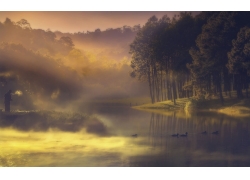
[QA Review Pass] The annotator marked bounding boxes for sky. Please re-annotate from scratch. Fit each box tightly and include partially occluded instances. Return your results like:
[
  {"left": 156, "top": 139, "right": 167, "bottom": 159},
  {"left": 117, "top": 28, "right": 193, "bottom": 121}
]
[
  {"left": 0, "top": 11, "right": 194, "bottom": 33},
  {"left": 0, "top": 0, "right": 243, "bottom": 33}
]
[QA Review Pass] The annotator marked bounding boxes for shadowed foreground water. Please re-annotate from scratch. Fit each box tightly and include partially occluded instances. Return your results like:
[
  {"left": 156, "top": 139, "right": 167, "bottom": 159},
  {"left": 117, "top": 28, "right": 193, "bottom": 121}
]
[{"left": 0, "top": 107, "right": 250, "bottom": 167}]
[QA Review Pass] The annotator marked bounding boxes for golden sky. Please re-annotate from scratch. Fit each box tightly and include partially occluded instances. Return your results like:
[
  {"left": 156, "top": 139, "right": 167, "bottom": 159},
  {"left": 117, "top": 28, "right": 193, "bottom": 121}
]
[{"left": 0, "top": 11, "right": 189, "bottom": 33}]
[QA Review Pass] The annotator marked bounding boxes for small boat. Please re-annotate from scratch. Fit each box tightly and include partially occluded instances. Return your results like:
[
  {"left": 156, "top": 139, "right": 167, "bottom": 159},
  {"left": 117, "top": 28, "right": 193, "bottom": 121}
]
[
  {"left": 180, "top": 132, "right": 188, "bottom": 137},
  {"left": 171, "top": 133, "right": 179, "bottom": 137},
  {"left": 132, "top": 134, "right": 138, "bottom": 137}
]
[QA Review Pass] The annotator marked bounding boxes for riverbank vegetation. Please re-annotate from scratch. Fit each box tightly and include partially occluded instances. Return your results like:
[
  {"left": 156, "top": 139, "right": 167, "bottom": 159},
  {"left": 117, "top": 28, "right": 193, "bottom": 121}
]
[
  {"left": 130, "top": 12, "right": 250, "bottom": 108},
  {"left": 133, "top": 90, "right": 250, "bottom": 117}
]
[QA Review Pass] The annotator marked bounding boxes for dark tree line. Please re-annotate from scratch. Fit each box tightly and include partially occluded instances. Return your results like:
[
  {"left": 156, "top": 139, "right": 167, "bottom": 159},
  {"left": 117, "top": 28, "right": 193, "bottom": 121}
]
[
  {"left": 130, "top": 12, "right": 250, "bottom": 104},
  {"left": 0, "top": 18, "right": 74, "bottom": 56}
]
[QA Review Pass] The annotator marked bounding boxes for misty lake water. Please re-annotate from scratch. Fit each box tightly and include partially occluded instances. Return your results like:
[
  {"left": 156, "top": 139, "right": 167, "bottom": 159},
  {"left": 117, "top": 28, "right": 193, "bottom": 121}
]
[{"left": 0, "top": 106, "right": 250, "bottom": 167}]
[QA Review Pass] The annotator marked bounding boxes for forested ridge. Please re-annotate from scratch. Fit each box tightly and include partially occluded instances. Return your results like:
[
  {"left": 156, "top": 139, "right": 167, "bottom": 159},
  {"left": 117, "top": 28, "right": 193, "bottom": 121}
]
[
  {"left": 0, "top": 17, "right": 145, "bottom": 109},
  {"left": 130, "top": 12, "right": 250, "bottom": 105}
]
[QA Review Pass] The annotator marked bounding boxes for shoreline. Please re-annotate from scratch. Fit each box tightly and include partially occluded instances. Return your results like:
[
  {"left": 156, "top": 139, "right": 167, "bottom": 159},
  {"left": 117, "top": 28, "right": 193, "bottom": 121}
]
[{"left": 132, "top": 97, "right": 250, "bottom": 118}]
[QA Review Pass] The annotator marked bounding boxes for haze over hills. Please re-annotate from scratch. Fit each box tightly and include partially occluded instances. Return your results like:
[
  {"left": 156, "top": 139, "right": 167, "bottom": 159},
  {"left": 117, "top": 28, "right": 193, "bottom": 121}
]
[{"left": 0, "top": 17, "right": 149, "bottom": 111}]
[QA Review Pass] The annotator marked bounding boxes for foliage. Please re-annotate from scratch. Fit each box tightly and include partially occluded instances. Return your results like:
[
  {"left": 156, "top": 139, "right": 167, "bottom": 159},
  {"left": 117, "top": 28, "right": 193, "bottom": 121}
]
[
  {"left": 130, "top": 11, "right": 250, "bottom": 104},
  {"left": 130, "top": 12, "right": 210, "bottom": 104},
  {"left": 227, "top": 26, "right": 250, "bottom": 75},
  {"left": 187, "top": 12, "right": 250, "bottom": 102}
]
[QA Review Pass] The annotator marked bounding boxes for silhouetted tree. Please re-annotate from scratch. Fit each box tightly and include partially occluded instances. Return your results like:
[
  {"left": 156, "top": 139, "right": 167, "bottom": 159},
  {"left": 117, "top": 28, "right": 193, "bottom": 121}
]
[
  {"left": 60, "top": 36, "right": 74, "bottom": 47},
  {"left": 16, "top": 19, "right": 31, "bottom": 29},
  {"left": 188, "top": 12, "right": 250, "bottom": 104},
  {"left": 227, "top": 26, "right": 250, "bottom": 98},
  {"left": 130, "top": 12, "right": 211, "bottom": 104},
  {"left": 130, "top": 15, "right": 159, "bottom": 103}
]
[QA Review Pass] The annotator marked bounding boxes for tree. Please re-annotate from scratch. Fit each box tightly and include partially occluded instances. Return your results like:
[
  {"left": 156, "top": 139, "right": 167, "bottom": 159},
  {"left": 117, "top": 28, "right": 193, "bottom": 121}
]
[
  {"left": 227, "top": 27, "right": 250, "bottom": 98},
  {"left": 188, "top": 12, "right": 250, "bottom": 104},
  {"left": 130, "top": 12, "right": 211, "bottom": 104},
  {"left": 16, "top": 19, "right": 31, "bottom": 29},
  {"left": 60, "top": 36, "right": 74, "bottom": 48},
  {"left": 130, "top": 15, "right": 160, "bottom": 103},
  {"left": 155, "top": 12, "right": 205, "bottom": 103}
]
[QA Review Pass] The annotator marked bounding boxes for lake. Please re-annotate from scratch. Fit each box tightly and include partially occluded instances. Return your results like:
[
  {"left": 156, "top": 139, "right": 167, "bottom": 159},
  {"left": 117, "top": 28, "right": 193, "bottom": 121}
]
[{"left": 0, "top": 106, "right": 250, "bottom": 167}]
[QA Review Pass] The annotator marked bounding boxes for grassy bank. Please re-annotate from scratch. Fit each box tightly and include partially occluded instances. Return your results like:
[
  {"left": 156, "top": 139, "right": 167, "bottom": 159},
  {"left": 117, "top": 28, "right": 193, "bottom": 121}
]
[{"left": 132, "top": 95, "right": 250, "bottom": 117}]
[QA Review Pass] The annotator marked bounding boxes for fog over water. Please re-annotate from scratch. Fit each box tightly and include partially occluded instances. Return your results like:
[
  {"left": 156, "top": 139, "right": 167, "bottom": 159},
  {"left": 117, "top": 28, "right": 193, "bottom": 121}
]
[{"left": 1, "top": 108, "right": 250, "bottom": 167}]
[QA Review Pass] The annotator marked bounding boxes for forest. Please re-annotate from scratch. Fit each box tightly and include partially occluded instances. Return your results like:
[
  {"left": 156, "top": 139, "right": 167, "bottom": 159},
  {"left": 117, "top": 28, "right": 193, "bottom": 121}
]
[
  {"left": 0, "top": 17, "right": 146, "bottom": 110},
  {"left": 2, "top": 12, "right": 250, "bottom": 110},
  {"left": 130, "top": 12, "right": 250, "bottom": 105}
]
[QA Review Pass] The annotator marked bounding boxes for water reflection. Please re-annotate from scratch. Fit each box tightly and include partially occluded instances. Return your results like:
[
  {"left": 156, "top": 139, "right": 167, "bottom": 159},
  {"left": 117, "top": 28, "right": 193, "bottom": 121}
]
[
  {"left": 138, "top": 112, "right": 250, "bottom": 166},
  {"left": 0, "top": 108, "right": 250, "bottom": 166},
  {"left": 0, "top": 109, "right": 152, "bottom": 167}
]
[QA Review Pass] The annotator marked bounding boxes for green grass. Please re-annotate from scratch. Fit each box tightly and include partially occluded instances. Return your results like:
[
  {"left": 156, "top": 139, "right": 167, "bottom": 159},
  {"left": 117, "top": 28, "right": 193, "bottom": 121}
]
[
  {"left": 133, "top": 90, "right": 250, "bottom": 117},
  {"left": 133, "top": 98, "right": 190, "bottom": 110}
]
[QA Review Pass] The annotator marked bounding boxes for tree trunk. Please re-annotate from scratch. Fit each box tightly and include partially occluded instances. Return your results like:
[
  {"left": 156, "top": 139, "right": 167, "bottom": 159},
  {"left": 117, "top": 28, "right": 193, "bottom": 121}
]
[
  {"left": 216, "top": 73, "right": 224, "bottom": 105},
  {"left": 172, "top": 77, "right": 177, "bottom": 105},
  {"left": 160, "top": 69, "right": 163, "bottom": 101},
  {"left": 147, "top": 68, "right": 154, "bottom": 104},
  {"left": 235, "top": 74, "right": 243, "bottom": 99}
]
